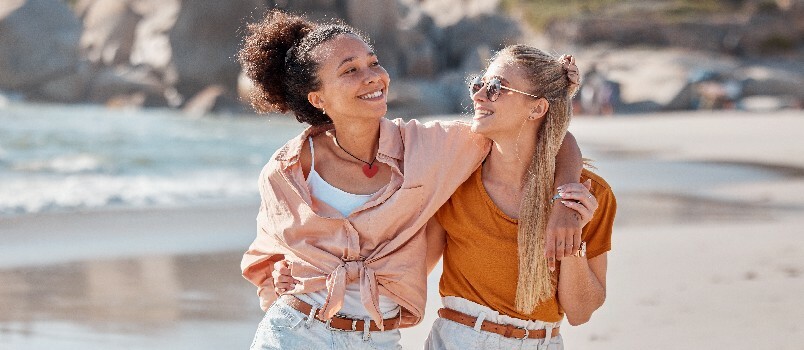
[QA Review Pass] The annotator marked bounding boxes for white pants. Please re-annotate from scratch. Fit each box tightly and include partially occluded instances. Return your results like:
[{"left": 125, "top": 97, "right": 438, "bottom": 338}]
[
  {"left": 250, "top": 297, "right": 402, "bottom": 350},
  {"left": 425, "top": 297, "right": 563, "bottom": 350}
]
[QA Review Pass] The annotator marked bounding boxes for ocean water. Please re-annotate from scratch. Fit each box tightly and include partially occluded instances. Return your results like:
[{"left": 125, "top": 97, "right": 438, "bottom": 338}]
[{"left": 0, "top": 102, "right": 305, "bottom": 216}]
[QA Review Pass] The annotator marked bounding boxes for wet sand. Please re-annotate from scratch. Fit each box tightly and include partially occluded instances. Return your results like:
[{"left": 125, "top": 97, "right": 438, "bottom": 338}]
[{"left": 1, "top": 111, "right": 803, "bottom": 349}]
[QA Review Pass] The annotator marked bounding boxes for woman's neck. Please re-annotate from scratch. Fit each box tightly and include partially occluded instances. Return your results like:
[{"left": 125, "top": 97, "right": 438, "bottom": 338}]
[
  {"left": 328, "top": 118, "right": 381, "bottom": 161},
  {"left": 483, "top": 127, "right": 539, "bottom": 189}
]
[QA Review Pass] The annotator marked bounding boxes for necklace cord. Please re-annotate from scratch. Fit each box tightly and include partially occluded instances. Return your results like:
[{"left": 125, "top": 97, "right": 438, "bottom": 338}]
[{"left": 333, "top": 137, "right": 377, "bottom": 168}]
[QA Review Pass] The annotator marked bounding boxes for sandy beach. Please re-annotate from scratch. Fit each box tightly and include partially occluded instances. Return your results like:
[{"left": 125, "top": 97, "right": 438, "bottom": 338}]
[{"left": 1, "top": 110, "right": 803, "bottom": 349}]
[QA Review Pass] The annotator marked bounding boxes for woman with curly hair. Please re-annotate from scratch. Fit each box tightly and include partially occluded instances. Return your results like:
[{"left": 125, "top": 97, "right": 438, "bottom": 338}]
[{"left": 239, "top": 10, "right": 586, "bottom": 350}]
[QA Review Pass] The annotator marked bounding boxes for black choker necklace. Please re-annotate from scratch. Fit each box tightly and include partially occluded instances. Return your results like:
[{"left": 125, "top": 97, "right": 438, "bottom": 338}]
[{"left": 333, "top": 136, "right": 379, "bottom": 178}]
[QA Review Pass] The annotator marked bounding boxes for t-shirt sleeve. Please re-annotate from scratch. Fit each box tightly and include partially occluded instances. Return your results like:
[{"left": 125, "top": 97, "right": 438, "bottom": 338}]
[{"left": 580, "top": 174, "right": 617, "bottom": 260}]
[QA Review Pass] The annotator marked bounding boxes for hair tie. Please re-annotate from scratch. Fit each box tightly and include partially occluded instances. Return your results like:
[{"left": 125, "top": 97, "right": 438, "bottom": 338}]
[{"left": 559, "top": 54, "right": 581, "bottom": 88}]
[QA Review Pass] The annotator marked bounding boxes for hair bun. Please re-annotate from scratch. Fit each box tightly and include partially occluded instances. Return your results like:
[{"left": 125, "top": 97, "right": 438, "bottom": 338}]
[{"left": 238, "top": 10, "right": 313, "bottom": 113}]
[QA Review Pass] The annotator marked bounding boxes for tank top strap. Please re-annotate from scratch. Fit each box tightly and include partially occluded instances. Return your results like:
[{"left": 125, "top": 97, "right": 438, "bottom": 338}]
[{"left": 308, "top": 136, "right": 315, "bottom": 169}]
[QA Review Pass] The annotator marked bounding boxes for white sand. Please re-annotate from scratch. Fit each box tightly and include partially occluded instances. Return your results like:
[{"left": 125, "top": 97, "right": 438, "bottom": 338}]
[{"left": 0, "top": 203, "right": 259, "bottom": 269}]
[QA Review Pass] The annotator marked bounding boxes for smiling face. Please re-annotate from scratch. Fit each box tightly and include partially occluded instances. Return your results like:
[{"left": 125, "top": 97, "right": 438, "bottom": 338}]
[
  {"left": 307, "top": 34, "right": 390, "bottom": 123},
  {"left": 470, "top": 60, "right": 544, "bottom": 138}
]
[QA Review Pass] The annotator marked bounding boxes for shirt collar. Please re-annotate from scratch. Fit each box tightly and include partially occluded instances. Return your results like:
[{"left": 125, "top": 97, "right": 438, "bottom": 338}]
[{"left": 274, "top": 118, "right": 403, "bottom": 165}]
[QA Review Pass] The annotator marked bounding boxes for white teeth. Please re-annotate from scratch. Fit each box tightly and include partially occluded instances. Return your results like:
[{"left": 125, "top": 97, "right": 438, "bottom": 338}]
[
  {"left": 477, "top": 109, "right": 493, "bottom": 115},
  {"left": 359, "top": 90, "right": 383, "bottom": 99}
]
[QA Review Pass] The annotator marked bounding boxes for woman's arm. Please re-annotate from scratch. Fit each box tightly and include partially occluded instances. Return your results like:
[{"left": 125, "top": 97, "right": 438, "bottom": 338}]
[
  {"left": 555, "top": 175, "right": 614, "bottom": 325},
  {"left": 545, "top": 132, "right": 584, "bottom": 271},
  {"left": 425, "top": 216, "right": 447, "bottom": 275},
  {"left": 557, "top": 252, "right": 607, "bottom": 325}
]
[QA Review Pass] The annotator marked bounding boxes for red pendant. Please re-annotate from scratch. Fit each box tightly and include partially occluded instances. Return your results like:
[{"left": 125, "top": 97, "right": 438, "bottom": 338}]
[{"left": 362, "top": 163, "right": 379, "bottom": 178}]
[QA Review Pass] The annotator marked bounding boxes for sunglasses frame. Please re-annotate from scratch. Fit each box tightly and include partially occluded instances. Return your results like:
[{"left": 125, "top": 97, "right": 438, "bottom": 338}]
[{"left": 470, "top": 76, "right": 541, "bottom": 102}]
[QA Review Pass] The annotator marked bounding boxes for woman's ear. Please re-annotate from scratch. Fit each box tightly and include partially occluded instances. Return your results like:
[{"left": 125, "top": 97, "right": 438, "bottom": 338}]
[
  {"left": 308, "top": 91, "right": 324, "bottom": 110},
  {"left": 528, "top": 98, "right": 549, "bottom": 120}
]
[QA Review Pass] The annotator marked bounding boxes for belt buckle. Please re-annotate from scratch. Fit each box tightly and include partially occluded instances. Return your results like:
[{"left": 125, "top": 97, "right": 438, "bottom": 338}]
[
  {"left": 325, "top": 316, "right": 359, "bottom": 332},
  {"left": 516, "top": 326, "right": 530, "bottom": 340}
]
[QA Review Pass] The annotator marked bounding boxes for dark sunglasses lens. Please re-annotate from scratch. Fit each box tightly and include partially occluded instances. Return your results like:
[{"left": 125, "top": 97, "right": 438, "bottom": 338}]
[
  {"left": 470, "top": 76, "right": 483, "bottom": 94},
  {"left": 488, "top": 79, "right": 501, "bottom": 101}
]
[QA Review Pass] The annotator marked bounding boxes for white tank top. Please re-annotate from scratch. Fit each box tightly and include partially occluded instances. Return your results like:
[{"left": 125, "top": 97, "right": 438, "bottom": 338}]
[
  {"left": 297, "top": 136, "right": 399, "bottom": 318},
  {"left": 306, "top": 136, "right": 374, "bottom": 217}
]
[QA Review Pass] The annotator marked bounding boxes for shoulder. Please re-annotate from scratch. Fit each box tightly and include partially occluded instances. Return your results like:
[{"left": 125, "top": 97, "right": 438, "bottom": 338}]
[
  {"left": 580, "top": 168, "right": 615, "bottom": 201},
  {"left": 390, "top": 117, "right": 486, "bottom": 149},
  {"left": 260, "top": 130, "right": 311, "bottom": 183},
  {"left": 392, "top": 117, "right": 472, "bottom": 133},
  {"left": 580, "top": 168, "right": 617, "bottom": 257}
]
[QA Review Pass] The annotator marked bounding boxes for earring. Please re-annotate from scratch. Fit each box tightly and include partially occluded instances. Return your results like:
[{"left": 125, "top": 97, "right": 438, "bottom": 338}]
[{"left": 322, "top": 108, "right": 326, "bottom": 115}]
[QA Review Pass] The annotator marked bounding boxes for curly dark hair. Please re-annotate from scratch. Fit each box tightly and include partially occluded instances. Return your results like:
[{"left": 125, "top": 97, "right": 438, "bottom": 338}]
[{"left": 238, "top": 10, "right": 370, "bottom": 125}]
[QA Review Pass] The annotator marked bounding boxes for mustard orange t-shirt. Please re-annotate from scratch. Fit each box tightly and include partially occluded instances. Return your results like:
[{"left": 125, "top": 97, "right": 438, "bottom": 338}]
[{"left": 435, "top": 167, "right": 616, "bottom": 322}]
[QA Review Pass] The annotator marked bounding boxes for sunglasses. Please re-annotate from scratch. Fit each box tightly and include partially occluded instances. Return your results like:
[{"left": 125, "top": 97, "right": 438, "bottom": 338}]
[{"left": 469, "top": 76, "right": 540, "bottom": 102}]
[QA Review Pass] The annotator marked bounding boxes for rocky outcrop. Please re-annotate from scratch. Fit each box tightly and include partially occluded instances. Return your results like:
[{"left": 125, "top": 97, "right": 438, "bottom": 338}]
[
  {"left": 79, "top": 0, "right": 141, "bottom": 66},
  {"left": 0, "top": 0, "right": 82, "bottom": 98},
  {"left": 168, "top": 0, "right": 268, "bottom": 100},
  {"left": 346, "top": 0, "right": 404, "bottom": 76},
  {"left": 6, "top": 0, "right": 795, "bottom": 115},
  {"left": 442, "top": 14, "right": 521, "bottom": 70},
  {"left": 545, "top": 3, "right": 804, "bottom": 57},
  {"left": 0, "top": 0, "right": 526, "bottom": 114}
]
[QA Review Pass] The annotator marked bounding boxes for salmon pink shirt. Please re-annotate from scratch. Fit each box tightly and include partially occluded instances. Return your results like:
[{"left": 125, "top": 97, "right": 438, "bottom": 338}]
[{"left": 241, "top": 117, "right": 489, "bottom": 328}]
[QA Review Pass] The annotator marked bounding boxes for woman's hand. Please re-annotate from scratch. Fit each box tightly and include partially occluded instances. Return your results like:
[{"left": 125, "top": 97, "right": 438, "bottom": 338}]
[
  {"left": 557, "top": 179, "right": 598, "bottom": 228},
  {"left": 271, "top": 260, "right": 298, "bottom": 294},
  {"left": 545, "top": 179, "right": 597, "bottom": 271}
]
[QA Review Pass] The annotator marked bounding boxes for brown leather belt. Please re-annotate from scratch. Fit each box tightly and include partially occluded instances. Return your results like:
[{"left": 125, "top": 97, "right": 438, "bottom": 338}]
[
  {"left": 438, "top": 308, "right": 560, "bottom": 340},
  {"left": 281, "top": 295, "right": 401, "bottom": 332}
]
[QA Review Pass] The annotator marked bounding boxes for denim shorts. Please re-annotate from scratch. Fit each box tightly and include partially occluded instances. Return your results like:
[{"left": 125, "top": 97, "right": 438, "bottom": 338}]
[
  {"left": 249, "top": 297, "right": 403, "bottom": 350},
  {"left": 425, "top": 297, "right": 564, "bottom": 350}
]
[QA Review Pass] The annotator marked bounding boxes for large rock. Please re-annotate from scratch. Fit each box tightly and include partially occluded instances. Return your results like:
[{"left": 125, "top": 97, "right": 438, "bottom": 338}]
[
  {"left": 442, "top": 14, "right": 521, "bottom": 71},
  {"left": 346, "top": 0, "right": 403, "bottom": 77},
  {"left": 546, "top": 3, "right": 804, "bottom": 57},
  {"left": 413, "top": 0, "right": 501, "bottom": 27},
  {"left": 737, "top": 6, "right": 803, "bottom": 56},
  {"left": 86, "top": 66, "right": 166, "bottom": 105},
  {"left": 276, "top": 0, "right": 346, "bottom": 22},
  {"left": 79, "top": 0, "right": 141, "bottom": 66},
  {"left": 396, "top": 8, "right": 443, "bottom": 78},
  {"left": 168, "top": 0, "right": 268, "bottom": 99},
  {"left": 129, "top": 0, "right": 179, "bottom": 74},
  {"left": 37, "top": 61, "right": 93, "bottom": 102},
  {"left": 387, "top": 79, "right": 454, "bottom": 116},
  {"left": 738, "top": 66, "right": 804, "bottom": 100},
  {"left": 0, "top": 0, "right": 82, "bottom": 91}
]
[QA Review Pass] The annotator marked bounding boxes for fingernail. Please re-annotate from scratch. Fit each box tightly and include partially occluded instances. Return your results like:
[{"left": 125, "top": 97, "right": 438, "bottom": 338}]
[
  {"left": 549, "top": 266, "right": 555, "bottom": 272},
  {"left": 561, "top": 200, "right": 571, "bottom": 205}
]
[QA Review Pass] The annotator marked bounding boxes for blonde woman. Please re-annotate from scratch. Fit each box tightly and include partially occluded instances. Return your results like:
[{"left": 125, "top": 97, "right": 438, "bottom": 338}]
[{"left": 423, "top": 47, "right": 616, "bottom": 349}]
